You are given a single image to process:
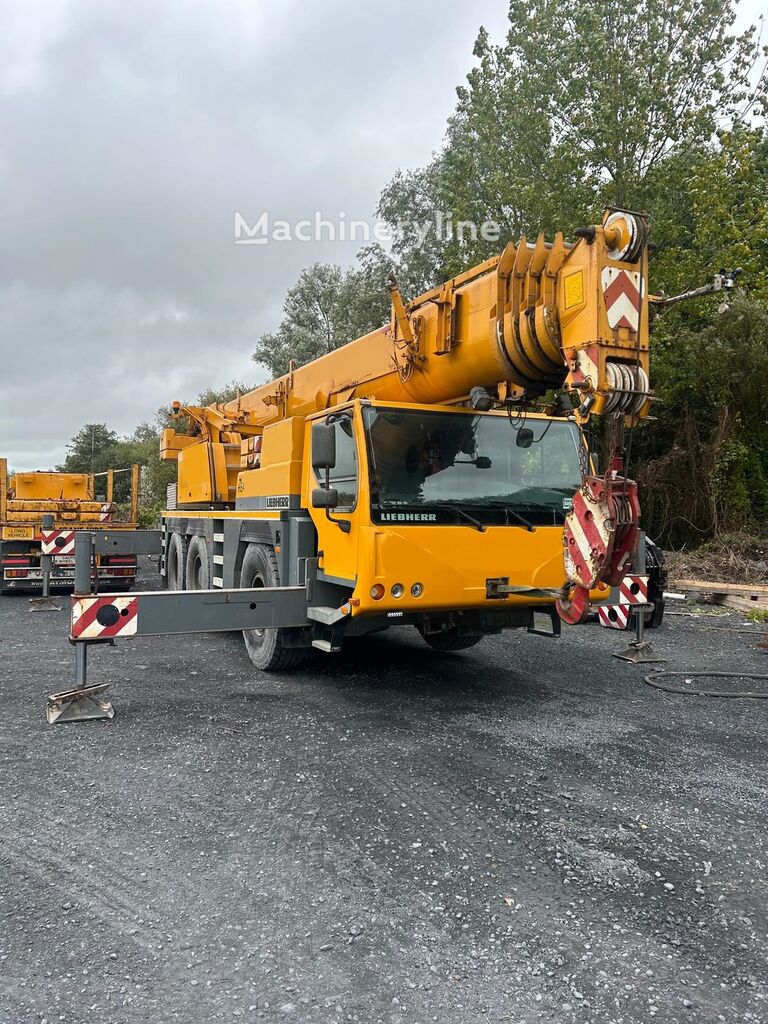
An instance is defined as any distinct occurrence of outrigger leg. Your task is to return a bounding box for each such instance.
[613,602,665,665]
[47,532,114,724]
[29,514,62,613]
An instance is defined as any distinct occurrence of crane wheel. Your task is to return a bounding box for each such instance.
[240,543,306,672]
[185,535,210,590]
[166,532,188,591]
[418,627,484,652]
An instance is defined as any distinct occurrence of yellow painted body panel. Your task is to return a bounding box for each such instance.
[160,429,198,460]
[6,510,110,524]
[1,459,140,533]
[353,523,563,615]
[12,472,92,501]
[237,418,304,500]
[177,442,239,505]
[9,500,106,514]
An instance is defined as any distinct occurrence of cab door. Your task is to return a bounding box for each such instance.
[307,408,362,586]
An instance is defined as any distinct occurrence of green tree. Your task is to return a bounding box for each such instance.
[197,379,253,409]
[58,423,120,476]
[646,125,768,301]
[638,291,768,543]
[370,0,767,545]
[252,262,390,377]
[375,0,763,285]
[58,423,141,503]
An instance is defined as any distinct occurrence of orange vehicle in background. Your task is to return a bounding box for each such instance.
[0,461,141,593]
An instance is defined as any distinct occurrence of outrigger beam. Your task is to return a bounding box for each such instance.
[47,529,315,724]
[70,585,309,639]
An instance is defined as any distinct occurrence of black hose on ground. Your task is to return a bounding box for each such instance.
[644,671,768,699]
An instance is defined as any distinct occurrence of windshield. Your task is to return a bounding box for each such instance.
[362,406,582,526]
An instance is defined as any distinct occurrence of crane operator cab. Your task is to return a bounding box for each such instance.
[308,399,585,650]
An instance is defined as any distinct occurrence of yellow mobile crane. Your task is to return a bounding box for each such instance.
[155,209,652,669]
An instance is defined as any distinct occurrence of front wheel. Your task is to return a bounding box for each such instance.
[240,544,306,671]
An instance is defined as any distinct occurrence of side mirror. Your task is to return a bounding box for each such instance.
[312,422,336,470]
[475,456,492,470]
[312,487,339,509]
[516,428,534,449]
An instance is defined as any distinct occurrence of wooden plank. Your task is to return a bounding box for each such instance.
[712,594,768,614]
[671,578,768,597]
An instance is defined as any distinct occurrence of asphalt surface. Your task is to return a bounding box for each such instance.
[1,560,767,1024]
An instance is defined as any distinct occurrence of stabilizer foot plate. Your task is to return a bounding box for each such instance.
[29,597,62,613]
[613,641,665,665]
[46,684,114,725]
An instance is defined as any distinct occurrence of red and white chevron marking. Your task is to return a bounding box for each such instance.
[99,503,114,522]
[71,595,139,640]
[602,268,643,331]
[618,574,648,605]
[597,575,649,630]
[563,485,612,587]
[598,605,630,630]
[41,529,76,555]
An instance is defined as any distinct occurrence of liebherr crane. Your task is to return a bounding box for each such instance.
[159,209,652,668]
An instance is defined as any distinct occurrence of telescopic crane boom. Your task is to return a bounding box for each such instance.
[172,209,650,437]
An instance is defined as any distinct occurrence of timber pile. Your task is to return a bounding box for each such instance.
[670,579,768,614]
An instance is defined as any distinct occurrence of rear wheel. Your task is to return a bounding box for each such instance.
[417,627,484,652]
[166,532,188,591]
[186,535,210,590]
[240,543,306,671]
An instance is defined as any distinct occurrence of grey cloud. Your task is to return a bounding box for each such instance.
[0,0,509,468]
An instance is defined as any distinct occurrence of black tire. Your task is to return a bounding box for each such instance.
[240,543,306,671]
[186,535,210,590]
[644,538,666,629]
[166,532,188,591]
[418,627,484,652]
[646,598,665,629]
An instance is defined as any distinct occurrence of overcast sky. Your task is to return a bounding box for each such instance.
[0,1,763,470]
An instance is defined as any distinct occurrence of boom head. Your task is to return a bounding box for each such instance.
[391,208,651,425]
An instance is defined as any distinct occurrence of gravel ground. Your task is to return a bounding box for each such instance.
[1,559,767,1024]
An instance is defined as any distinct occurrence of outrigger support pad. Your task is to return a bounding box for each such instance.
[29,596,62,613]
[613,640,665,665]
[613,602,665,664]
[46,683,114,725]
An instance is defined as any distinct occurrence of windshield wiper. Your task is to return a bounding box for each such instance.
[483,501,536,532]
[433,502,486,533]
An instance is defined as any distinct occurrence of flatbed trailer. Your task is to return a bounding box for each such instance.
[0,460,141,594]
